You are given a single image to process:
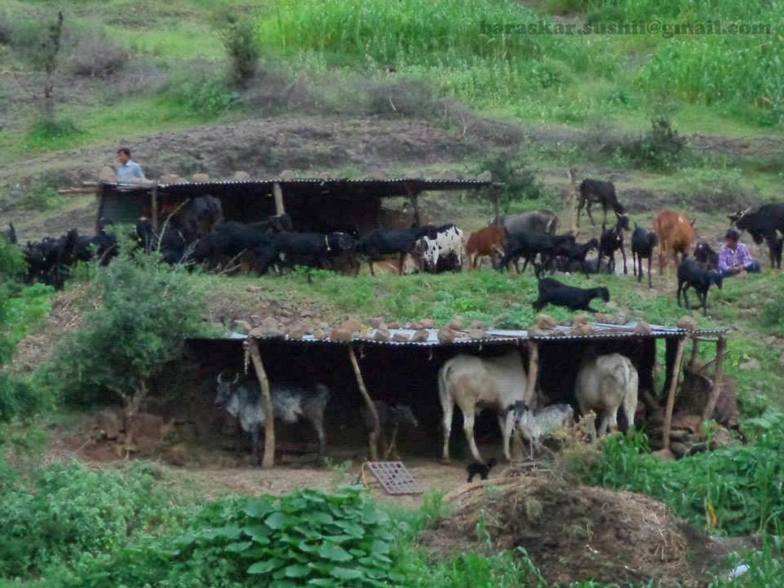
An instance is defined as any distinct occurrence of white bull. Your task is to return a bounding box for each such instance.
[574,353,638,438]
[438,351,528,464]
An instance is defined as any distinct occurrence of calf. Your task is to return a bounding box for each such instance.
[577,179,625,228]
[414,223,465,273]
[598,215,630,274]
[631,224,658,287]
[730,204,784,269]
[677,257,723,315]
[532,277,609,312]
[499,232,576,277]
[214,373,330,464]
[361,401,419,459]
[549,238,598,275]
[438,351,528,464]
[510,402,574,459]
[694,241,719,271]
[357,226,435,275]
[655,210,696,274]
[466,224,506,269]
[575,353,638,438]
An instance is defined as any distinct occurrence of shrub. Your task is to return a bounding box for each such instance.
[217,12,260,87]
[763,292,784,337]
[24,118,83,152]
[0,461,168,578]
[69,36,129,77]
[43,250,207,413]
[478,152,544,213]
[620,117,686,170]
[166,65,237,118]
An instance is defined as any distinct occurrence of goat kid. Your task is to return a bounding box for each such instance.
[466,458,498,483]
[599,215,630,274]
[361,401,419,460]
[532,277,609,312]
[677,257,723,315]
[510,401,574,459]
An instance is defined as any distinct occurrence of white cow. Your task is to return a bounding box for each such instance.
[438,351,528,464]
[574,353,638,438]
[416,224,465,273]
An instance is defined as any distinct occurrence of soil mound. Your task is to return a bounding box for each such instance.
[424,472,703,586]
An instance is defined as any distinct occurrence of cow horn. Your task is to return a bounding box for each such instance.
[231,373,239,384]
[217,371,225,384]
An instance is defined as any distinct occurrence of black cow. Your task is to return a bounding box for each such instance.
[729,204,784,269]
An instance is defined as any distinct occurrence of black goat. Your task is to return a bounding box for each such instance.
[466,458,498,483]
[676,257,723,315]
[631,224,658,288]
[23,229,80,288]
[693,241,719,271]
[577,179,625,228]
[532,277,610,312]
[273,231,357,272]
[499,232,575,277]
[549,238,598,275]
[729,204,784,269]
[191,218,287,270]
[599,215,629,275]
[357,226,435,275]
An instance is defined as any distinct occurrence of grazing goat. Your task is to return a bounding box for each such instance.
[655,210,696,274]
[631,224,658,287]
[361,401,419,459]
[729,204,784,269]
[466,458,497,483]
[694,241,719,271]
[510,401,574,459]
[357,226,435,275]
[549,238,598,275]
[532,277,609,312]
[500,211,559,240]
[466,224,506,269]
[577,179,625,228]
[214,373,330,464]
[575,353,638,438]
[598,215,630,274]
[499,232,575,277]
[415,224,465,273]
[677,257,723,314]
[438,351,528,464]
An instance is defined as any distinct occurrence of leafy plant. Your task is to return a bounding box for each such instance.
[166,66,237,118]
[477,151,544,214]
[216,11,260,87]
[620,117,686,170]
[762,291,784,337]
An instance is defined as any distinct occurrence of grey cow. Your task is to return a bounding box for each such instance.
[215,373,330,465]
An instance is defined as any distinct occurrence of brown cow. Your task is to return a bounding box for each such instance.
[466,225,507,269]
[654,210,696,274]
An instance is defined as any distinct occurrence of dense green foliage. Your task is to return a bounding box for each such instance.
[763,291,784,337]
[589,423,784,536]
[0,461,170,578]
[217,11,261,87]
[44,251,207,408]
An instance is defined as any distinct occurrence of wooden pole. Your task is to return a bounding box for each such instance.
[526,341,540,408]
[410,193,422,227]
[246,339,275,468]
[566,168,577,234]
[348,346,380,460]
[273,182,285,216]
[703,336,727,421]
[689,337,699,369]
[662,337,686,451]
[151,184,159,231]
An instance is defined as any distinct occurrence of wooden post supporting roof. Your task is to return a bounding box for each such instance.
[273,182,285,216]
[662,336,686,451]
[348,346,380,461]
[526,341,540,407]
[246,339,275,468]
[702,336,727,421]
[151,183,159,231]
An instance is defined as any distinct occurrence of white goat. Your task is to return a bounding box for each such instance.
[574,353,638,438]
[438,351,528,464]
[511,402,574,459]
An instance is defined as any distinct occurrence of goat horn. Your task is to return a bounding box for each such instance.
[217,371,225,384]
[231,373,239,384]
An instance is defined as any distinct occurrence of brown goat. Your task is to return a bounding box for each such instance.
[466,225,507,269]
[654,210,696,274]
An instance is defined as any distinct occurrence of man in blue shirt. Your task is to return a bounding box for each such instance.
[116,147,146,183]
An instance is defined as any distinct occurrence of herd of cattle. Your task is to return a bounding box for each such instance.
[214,348,638,468]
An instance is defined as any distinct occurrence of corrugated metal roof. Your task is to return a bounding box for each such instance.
[102,177,492,198]
[192,323,726,348]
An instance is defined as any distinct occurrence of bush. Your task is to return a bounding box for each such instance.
[14,177,65,210]
[166,66,237,118]
[0,461,169,578]
[218,13,260,87]
[69,36,129,77]
[24,118,83,152]
[618,117,686,170]
[478,152,544,213]
[763,292,784,337]
[44,250,207,411]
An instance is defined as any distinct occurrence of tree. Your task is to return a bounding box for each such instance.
[217,12,260,87]
[478,151,544,217]
[46,250,208,421]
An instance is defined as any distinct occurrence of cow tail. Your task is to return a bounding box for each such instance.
[622,361,638,430]
[438,359,452,409]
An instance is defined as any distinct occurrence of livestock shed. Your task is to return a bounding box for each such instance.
[188,322,728,468]
[96,177,493,233]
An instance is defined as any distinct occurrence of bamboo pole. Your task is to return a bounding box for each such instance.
[348,346,380,461]
[151,184,159,231]
[702,336,727,421]
[273,182,285,216]
[566,168,578,234]
[689,337,699,368]
[526,341,540,408]
[246,339,275,468]
[662,337,686,451]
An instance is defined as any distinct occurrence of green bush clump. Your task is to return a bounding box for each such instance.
[762,292,784,337]
[166,67,237,118]
[63,487,400,587]
[619,117,686,170]
[217,12,260,87]
[0,461,169,578]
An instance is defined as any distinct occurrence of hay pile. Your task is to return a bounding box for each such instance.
[424,473,701,587]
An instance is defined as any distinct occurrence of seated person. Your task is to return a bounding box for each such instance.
[718,229,761,277]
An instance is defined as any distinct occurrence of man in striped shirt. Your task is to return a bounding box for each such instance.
[718,229,760,278]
